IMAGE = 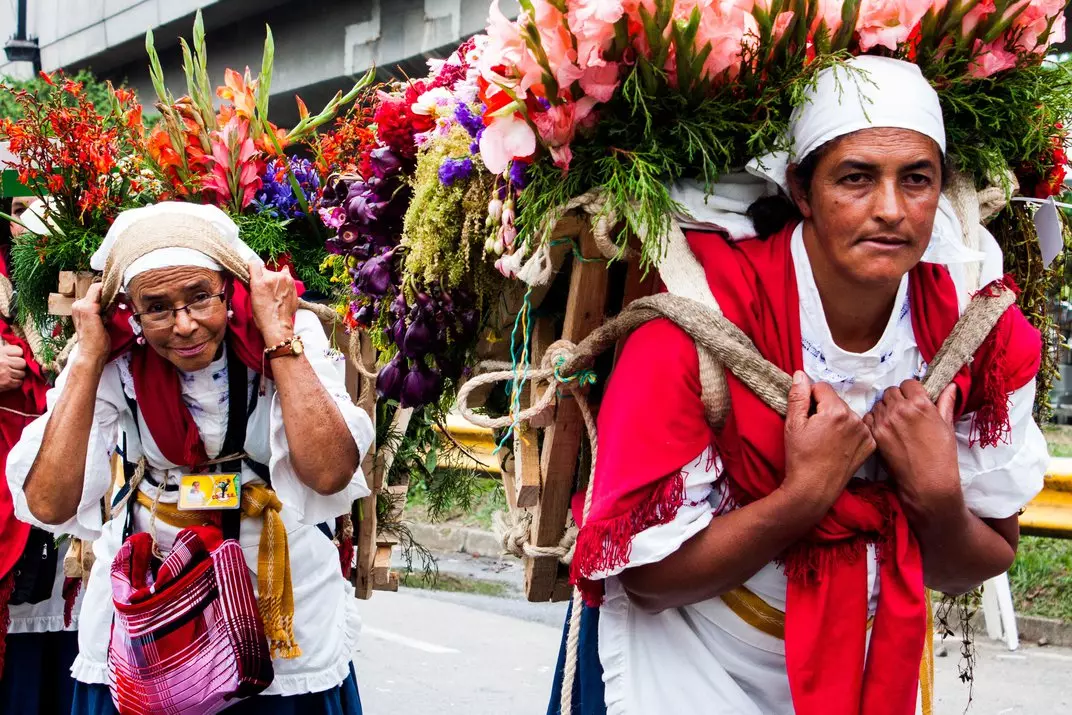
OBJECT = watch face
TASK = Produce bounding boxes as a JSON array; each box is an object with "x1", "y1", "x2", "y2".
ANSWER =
[{"x1": 292, "y1": 337, "x2": 304, "y2": 356}]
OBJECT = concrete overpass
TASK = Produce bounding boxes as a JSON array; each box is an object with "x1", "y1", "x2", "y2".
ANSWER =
[{"x1": 0, "y1": 0, "x2": 507, "y2": 126}]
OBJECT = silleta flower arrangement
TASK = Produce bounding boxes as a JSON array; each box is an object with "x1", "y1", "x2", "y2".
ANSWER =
[
  {"x1": 325, "y1": 0, "x2": 1072, "y2": 418},
  {"x1": 318, "y1": 39, "x2": 508, "y2": 410},
  {"x1": 0, "y1": 10, "x2": 373, "y2": 339}
]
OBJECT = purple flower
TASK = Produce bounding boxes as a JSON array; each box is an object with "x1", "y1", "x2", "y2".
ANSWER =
[
  {"x1": 454, "y1": 103, "x2": 485, "y2": 138},
  {"x1": 370, "y1": 147, "x2": 403, "y2": 179},
  {"x1": 254, "y1": 156, "x2": 320, "y2": 220},
  {"x1": 438, "y1": 156, "x2": 474, "y2": 186},
  {"x1": 509, "y1": 160, "x2": 529, "y2": 189},
  {"x1": 376, "y1": 355, "x2": 407, "y2": 402}
]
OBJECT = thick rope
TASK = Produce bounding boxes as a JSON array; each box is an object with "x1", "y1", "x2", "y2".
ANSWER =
[{"x1": 516, "y1": 189, "x2": 633, "y2": 286}]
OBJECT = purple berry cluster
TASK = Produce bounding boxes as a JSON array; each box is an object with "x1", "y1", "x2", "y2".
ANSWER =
[{"x1": 321, "y1": 146, "x2": 480, "y2": 408}]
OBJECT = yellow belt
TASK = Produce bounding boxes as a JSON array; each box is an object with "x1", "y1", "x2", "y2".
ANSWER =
[
  {"x1": 135, "y1": 482, "x2": 301, "y2": 660},
  {"x1": 720, "y1": 586, "x2": 933, "y2": 713}
]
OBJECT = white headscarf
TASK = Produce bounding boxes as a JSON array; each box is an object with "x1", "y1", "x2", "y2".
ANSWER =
[
  {"x1": 673, "y1": 55, "x2": 985, "y2": 266},
  {"x1": 90, "y1": 202, "x2": 259, "y2": 289}
]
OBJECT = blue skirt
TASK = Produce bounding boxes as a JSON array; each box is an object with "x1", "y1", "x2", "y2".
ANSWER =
[
  {"x1": 546, "y1": 601, "x2": 606, "y2": 715},
  {"x1": 0, "y1": 630, "x2": 80, "y2": 714},
  {"x1": 71, "y1": 665, "x2": 363, "y2": 715}
]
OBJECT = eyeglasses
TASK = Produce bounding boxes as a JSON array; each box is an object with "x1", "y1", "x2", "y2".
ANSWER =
[{"x1": 133, "y1": 292, "x2": 227, "y2": 330}]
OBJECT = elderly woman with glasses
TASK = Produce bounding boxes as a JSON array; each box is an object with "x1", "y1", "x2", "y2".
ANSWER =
[{"x1": 7, "y1": 202, "x2": 373, "y2": 714}]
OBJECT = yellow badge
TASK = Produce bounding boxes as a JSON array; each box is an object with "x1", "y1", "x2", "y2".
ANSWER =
[{"x1": 178, "y1": 473, "x2": 241, "y2": 511}]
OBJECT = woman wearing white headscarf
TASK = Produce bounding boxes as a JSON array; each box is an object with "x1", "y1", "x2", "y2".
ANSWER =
[
  {"x1": 549, "y1": 56, "x2": 1048, "y2": 715},
  {"x1": 7, "y1": 202, "x2": 373, "y2": 713}
]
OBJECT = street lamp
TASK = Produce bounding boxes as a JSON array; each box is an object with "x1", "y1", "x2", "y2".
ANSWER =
[{"x1": 4, "y1": 0, "x2": 40, "y2": 74}]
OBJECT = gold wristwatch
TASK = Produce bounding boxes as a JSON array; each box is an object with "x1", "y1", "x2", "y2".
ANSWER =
[{"x1": 265, "y1": 335, "x2": 305, "y2": 360}]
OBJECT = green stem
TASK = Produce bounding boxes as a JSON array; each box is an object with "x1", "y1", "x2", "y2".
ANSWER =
[{"x1": 260, "y1": 115, "x2": 321, "y2": 237}]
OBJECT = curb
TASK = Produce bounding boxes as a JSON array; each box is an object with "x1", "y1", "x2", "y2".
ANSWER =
[
  {"x1": 1010, "y1": 615, "x2": 1072, "y2": 648},
  {"x1": 408, "y1": 521, "x2": 502, "y2": 558}
]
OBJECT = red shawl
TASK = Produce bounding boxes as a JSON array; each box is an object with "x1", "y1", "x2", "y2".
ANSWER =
[
  {"x1": 105, "y1": 279, "x2": 290, "y2": 469},
  {"x1": 573, "y1": 223, "x2": 1042, "y2": 715}
]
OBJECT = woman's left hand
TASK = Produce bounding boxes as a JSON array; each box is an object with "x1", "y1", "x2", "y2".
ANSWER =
[
  {"x1": 248, "y1": 261, "x2": 298, "y2": 345},
  {"x1": 864, "y1": 380, "x2": 961, "y2": 511}
]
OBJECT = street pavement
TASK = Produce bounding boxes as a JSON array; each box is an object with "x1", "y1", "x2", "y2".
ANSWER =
[{"x1": 354, "y1": 562, "x2": 1072, "y2": 715}]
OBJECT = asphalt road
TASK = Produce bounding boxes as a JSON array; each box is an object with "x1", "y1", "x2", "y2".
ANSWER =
[{"x1": 353, "y1": 585, "x2": 1072, "y2": 715}]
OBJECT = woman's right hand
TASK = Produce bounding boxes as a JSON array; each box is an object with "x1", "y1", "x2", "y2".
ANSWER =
[
  {"x1": 71, "y1": 283, "x2": 110, "y2": 365},
  {"x1": 779, "y1": 371, "x2": 875, "y2": 521}
]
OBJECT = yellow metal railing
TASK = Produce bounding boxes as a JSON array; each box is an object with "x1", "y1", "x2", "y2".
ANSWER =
[
  {"x1": 436, "y1": 414, "x2": 501, "y2": 474},
  {"x1": 1021, "y1": 459, "x2": 1072, "y2": 539},
  {"x1": 441, "y1": 420, "x2": 1072, "y2": 539}
]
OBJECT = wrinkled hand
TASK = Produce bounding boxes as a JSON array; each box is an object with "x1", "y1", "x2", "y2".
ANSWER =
[
  {"x1": 781, "y1": 371, "x2": 876, "y2": 518},
  {"x1": 0, "y1": 341, "x2": 26, "y2": 391},
  {"x1": 248, "y1": 261, "x2": 298, "y2": 345},
  {"x1": 71, "y1": 283, "x2": 110, "y2": 365},
  {"x1": 864, "y1": 380, "x2": 960, "y2": 509}
]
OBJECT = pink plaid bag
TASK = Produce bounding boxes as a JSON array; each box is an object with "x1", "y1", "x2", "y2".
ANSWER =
[{"x1": 108, "y1": 526, "x2": 274, "y2": 715}]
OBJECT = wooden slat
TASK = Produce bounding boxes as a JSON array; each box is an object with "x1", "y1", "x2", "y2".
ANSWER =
[
  {"x1": 528, "y1": 317, "x2": 556, "y2": 429},
  {"x1": 372, "y1": 544, "x2": 394, "y2": 588},
  {"x1": 57, "y1": 271, "x2": 75, "y2": 296},
  {"x1": 354, "y1": 330, "x2": 380, "y2": 600},
  {"x1": 526, "y1": 225, "x2": 609, "y2": 601},
  {"x1": 74, "y1": 272, "x2": 95, "y2": 299},
  {"x1": 514, "y1": 423, "x2": 540, "y2": 508},
  {"x1": 47, "y1": 293, "x2": 74, "y2": 316}
]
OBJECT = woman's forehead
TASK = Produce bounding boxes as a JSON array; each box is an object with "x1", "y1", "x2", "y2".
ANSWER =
[
  {"x1": 821, "y1": 127, "x2": 943, "y2": 164},
  {"x1": 128, "y1": 266, "x2": 223, "y2": 298}
]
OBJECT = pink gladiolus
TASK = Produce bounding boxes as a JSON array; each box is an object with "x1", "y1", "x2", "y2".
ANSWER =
[
  {"x1": 962, "y1": 0, "x2": 996, "y2": 36},
  {"x1": 532, "y1": 97, "x2": 598, "y2": 171},
  {"x1": 1011, "y1": 0, "x2": 1067, "y2": 53},
  {"x1": 568, "y1": 0, "x2": 627, "y2": 59},
  {"x1": 480, "y1": 113, "x2": 537, "y2": 175},
  {"x1": 968, "y1": 39, "x2": 1019, "y2": 78},
  {"x1": 481, "y1": 1, "x2": 544, "y2": 94},
  {"x1": 856, "y1": 0, "x2": 932, "y2": 52},
  {"x1": 772, "y1": 10, "x2": 795, "y2": 42},
  {"x1": 204, "y1": 117, "x2": 263, "y2": 211},
  {"x1": 579, "y1": 60, "x2": 621, "y2": 102},
  {"x1": 692, "y1": 0, "x2": 758, "y2": 80},
  {"x1": 811, "y1": 0, "x2": 845, "y2": 36}
]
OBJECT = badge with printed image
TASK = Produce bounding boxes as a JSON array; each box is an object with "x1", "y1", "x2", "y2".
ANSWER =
[{"x1": 178, "y1": 473, "x2": 241, "y2": 510}]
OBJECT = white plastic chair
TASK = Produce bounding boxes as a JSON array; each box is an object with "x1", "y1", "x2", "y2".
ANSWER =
[{"x1": 981, "y1": 572, "x2": 1019, "y2": 651}]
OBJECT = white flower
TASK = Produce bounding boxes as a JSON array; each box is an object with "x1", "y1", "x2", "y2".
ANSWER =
[{"x1": 411, "y1": 87, "x2": 455, "y2": 117}]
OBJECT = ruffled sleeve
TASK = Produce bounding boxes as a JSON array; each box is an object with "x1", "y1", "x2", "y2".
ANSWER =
[
  {"x1": 6, "y1": 344, "x2": 126, "y2": 541},
  {"x1": 266, "y1": 309, "x2": 374, "y2": 526},
  {"x1": 573, "y1": 318, "x2": 714, "y2": 603},
  {"x1": 957, "y1": 380, "x2": 1048, "y2": 519},
  {"x1": 589, "y1": 447, "x2": 725, "y2": 579}
]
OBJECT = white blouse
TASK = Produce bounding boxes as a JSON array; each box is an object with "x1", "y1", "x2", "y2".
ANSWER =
[
  {"x1": 594, "y1": 226, "x2": 1050, "y2": 715},
  {"x1": 6, "y1": 309, "x2": 375, "y2": 696}
]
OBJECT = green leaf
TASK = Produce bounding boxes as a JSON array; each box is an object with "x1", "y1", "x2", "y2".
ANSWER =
[{"x1": 256, "y1": 25, "x2": 275, "y2": 128}]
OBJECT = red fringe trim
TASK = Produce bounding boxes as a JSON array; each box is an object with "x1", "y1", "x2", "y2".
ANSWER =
[
  {"x1": 0, "y1": 572, "x2": 13, "y2": 677},
  {"x1": 962, "y1": 274, "x2": 1020, "y2": 448},
  {"x1": 571, "y1": 472, "x2": 687, "y2": 607},
  {"x1": 971, "y1": 309, "x2": 1012, "y2": 448},
  {"x1": 62, "y1": 577, "x2": 81, "y2": 629}
]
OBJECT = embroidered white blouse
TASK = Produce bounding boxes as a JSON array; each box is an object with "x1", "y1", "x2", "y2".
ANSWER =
[
  {"x1": 593, "y1": 226, "x2": 1050, "y2": 715},
  {"x1": 6, "y1": 309, "x2": 375, "y2": 696}
]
